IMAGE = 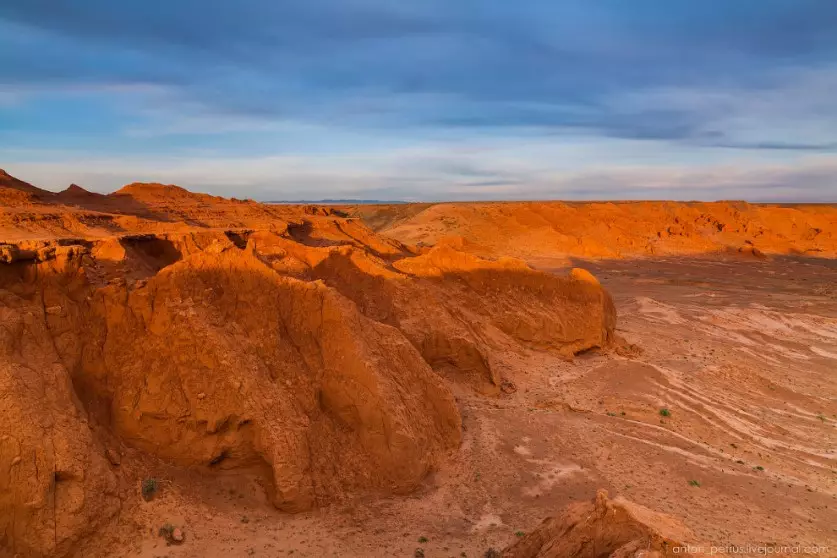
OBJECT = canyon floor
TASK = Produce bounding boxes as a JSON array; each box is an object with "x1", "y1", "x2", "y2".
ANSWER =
[
  {"x1": 1, "y1": 171, "x2": 836, "y2": 557},
  {"x1": 81, "y1": 255, "x2": 837, "y2": 558}
]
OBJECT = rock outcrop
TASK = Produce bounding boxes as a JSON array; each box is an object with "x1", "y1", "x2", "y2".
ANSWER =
[
  {"x1": 504, "y1": 490, "x2": 698, "y2": 558},
  {"x1": 0, "y1": 287, "x2": 120, "y2": 557},
  {"x1": 0, "y1": 173, "x2": 618, "y2": 557}
]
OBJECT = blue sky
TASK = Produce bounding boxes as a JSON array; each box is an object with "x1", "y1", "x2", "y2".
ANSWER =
[{"x1": 1, "y1": 1, "x2": 836, "y2": 201}]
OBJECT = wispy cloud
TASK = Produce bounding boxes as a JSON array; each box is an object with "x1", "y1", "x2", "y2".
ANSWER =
[
  {"x1": 603, "y1": 64, "x2": 837, "y2": 150},
  {"x1": 1, "y1": 1, "x2": 836, "y2": 200},
  {"x1": 4, "y1": 140, "x2": 835, "y2": 202}
]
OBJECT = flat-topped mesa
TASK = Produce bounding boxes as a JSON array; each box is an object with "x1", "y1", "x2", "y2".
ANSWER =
[
  {"x1": 2, "y1": 170, "x2": 835, "y2": 256},
  {"x1": 351, "y1": 200, "x2": 837, "y2": 259},
  {"x1": 113, "y1": 182, "x2": 200, "y2": 199},
  {"x1": 110, "y1": 182, "x2": 257, "y2": 213}
]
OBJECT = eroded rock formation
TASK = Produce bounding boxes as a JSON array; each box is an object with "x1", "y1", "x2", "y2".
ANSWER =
[
  {"x1": 504, "y1": 489, "x2": 697, "y2": 558},
  {"x1": 0, "y1": 171, "x2": 618, "y2": 556}
]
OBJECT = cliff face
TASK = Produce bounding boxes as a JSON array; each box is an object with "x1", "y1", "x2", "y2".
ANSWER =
[
  {"x1": 350, "y1": 200, "x2": 837, "y2": 261},
  {"x1": 0, "y1": 272, "x2": 120, "y2": 557},
  {"x1": 0, "y1": 171, "x2": 617, "y2": 557}
]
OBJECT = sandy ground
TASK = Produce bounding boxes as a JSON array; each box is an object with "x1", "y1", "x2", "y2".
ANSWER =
[{"x1": 75, "y1": 255, "x2": 837, "y2": 558}]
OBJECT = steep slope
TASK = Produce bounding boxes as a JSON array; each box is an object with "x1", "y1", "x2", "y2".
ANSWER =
[
  {"x1": 240, "y1": 219, "x2": 615, "y2": 392},
  {"x1": 0, "y1": 169, "x2": 56, "y2": 207},
  {"x1": 0, "y1": 273, "x2": 120, "y2": 556},
  {"x1": 0, "y1": 236, "x2": 463, "y2": 556},
  {"x1": 0, "y1": 169, "x2": 55, "y2": 198}
]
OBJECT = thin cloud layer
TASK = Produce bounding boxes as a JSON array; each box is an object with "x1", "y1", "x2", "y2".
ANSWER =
[{"x1": 1, "y1": 1, "x2": 836, "y2": 200}]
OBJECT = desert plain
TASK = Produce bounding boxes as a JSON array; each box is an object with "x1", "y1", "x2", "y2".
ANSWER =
[{"x1": 1, "y1": 168, "x2": 836, "y2": 557}]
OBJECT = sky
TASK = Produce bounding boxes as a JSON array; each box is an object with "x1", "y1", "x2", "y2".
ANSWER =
[{"x1": 1, "y1": 1, "x2": 836, "y2": 201}]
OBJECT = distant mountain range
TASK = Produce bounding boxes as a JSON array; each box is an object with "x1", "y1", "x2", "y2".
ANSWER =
[{"x1": 265, "y1": 199, "x2": 408, "y2": 205}]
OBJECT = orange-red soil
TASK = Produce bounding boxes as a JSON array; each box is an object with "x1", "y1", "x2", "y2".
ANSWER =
[
  {"x1": 349, "y1": 200, "x2": 837, "y2": 265},
  {"x1": 1, "y1": 170, "x2": 835, "y2": 558}
]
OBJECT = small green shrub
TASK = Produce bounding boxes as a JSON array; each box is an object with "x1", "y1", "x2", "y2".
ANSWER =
[
  {"x1": 515, "y1": 530, "x2": 525, "y2": 537},
  {"x1": 688, "y1": 480, "x2": 701, "y2": 487},
  {"x1": 158, "y1": 523, "x2": 174, "y2": 537},
  {"x1": 141, "y1": 478, "x2": 158, "y2": 501},
  {"x1": 659, "y1": 408, "x2": 671, "y2": 417}
]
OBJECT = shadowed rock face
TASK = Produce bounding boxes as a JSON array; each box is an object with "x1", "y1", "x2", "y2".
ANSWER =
[
  {"x1": 0, "y1": 290, "x2": 120, "y2": 557},
  {"x1": 0, "y1": 174, "x2": 617, "y2": 557}
]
